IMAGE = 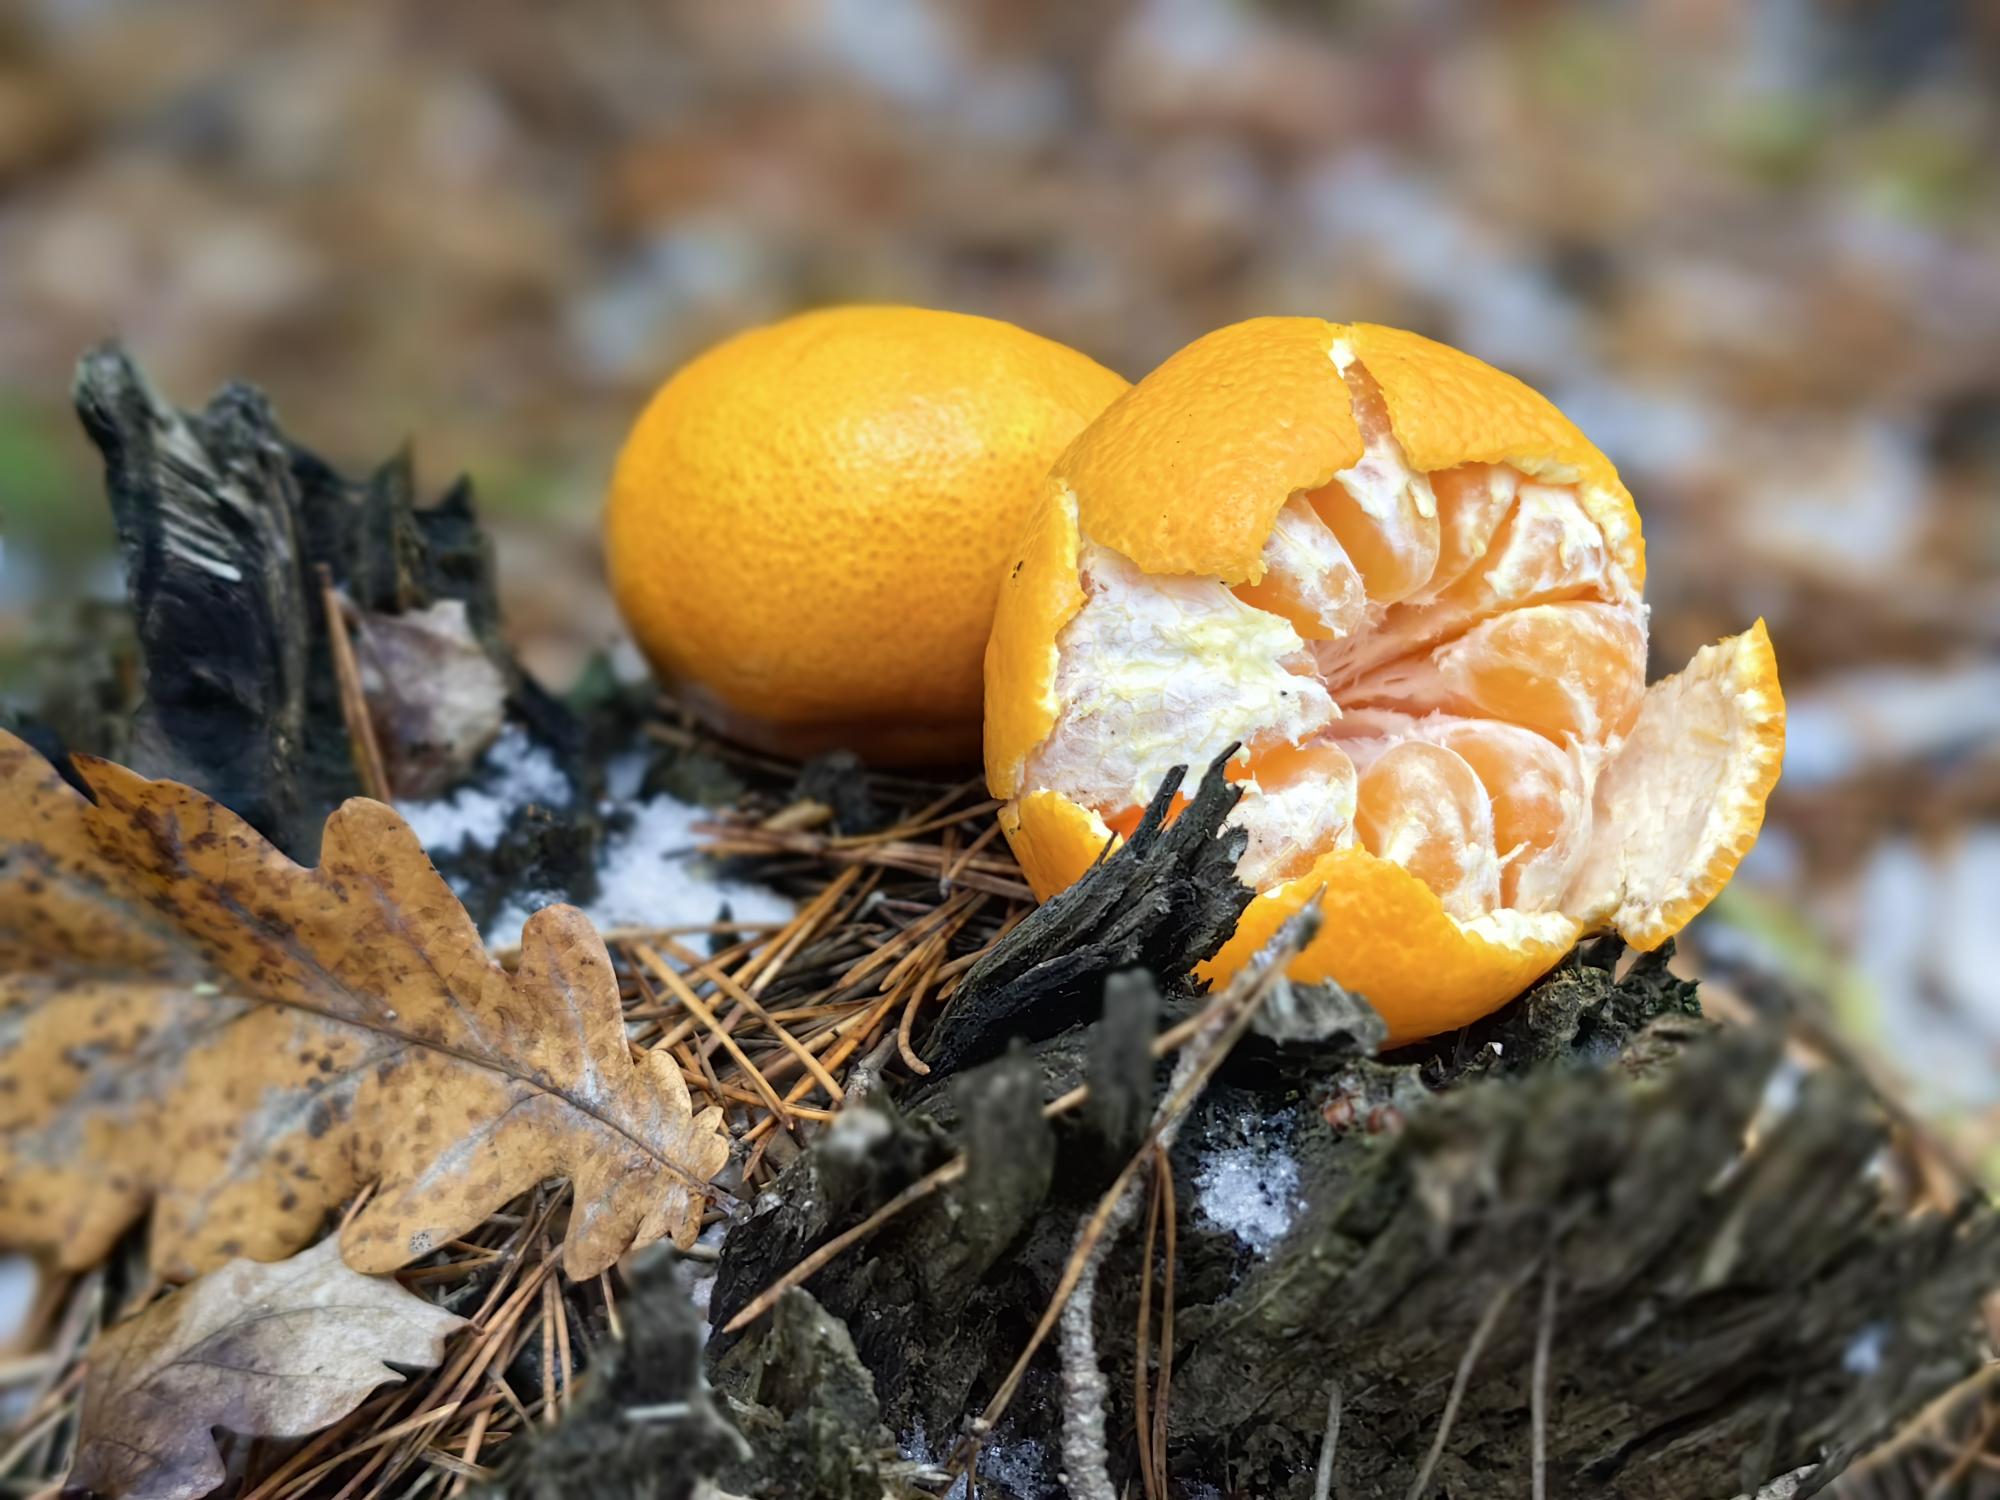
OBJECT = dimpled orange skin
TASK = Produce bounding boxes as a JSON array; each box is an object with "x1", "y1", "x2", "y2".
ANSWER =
[
  {"x1": 607, "y1": 305, "x2": 1128, "y2": 765},
  {"x1": 985, "y1": 317, "x2": 1654, "y2": 1043}
]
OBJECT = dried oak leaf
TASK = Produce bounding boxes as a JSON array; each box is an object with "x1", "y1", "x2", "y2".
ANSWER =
[
  {"x1": 69, "y1": 1235, "x2": 465, "y2": 1500},
  {"x1": 0, "y1": 729, "x2": 729, "y2": 1280}
]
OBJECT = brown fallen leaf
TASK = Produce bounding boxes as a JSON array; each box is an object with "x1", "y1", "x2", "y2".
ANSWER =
[
  {"x1": 68, "y1": 1235, "x2": 465, "y2": 1500},
  {"x1": 0, "y1": 729, "x2": 730, "y2": 1280}
]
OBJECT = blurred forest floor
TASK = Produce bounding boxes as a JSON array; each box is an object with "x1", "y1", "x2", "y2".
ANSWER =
[{"x1": 0, "y1": 0, "x2": 1994, "y2": 1157}]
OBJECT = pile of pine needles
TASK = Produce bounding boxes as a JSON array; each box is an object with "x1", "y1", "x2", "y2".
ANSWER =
[{"x1": 0, "y1": 711, "x2": 1035, "y2": 1500}]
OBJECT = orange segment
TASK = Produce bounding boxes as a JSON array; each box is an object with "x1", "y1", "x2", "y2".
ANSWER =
[
  {"x1": 1431, "y1": 600, "x2": 1647, "y2": 743},
  {"x1": 1321, "y1": 475, "x2": 1624, "y2": 690},
  {"x1": 1347, "y1": 322, "x2": 1644, "y2": 588},
  {"x1": 1232, "y1": 497, "x2": 1368, "y2": 641},
  {"x1": 1231, "y1": 738, "x2": 1359, "y2": 887},
  {"x1": 1353, "y1": 741, "x2": 1499, "y2": 918},
  {"x1": 1304, "y1": 362, "x2": 1440, "y2": 605},
  {"x1": 1428, "y1": 480, "x2": 1619, "y2": 615},
  {"x1": 1422, "y1": 462, "x2": 1523, "y2": 599},
  {"x1": 1245, "y1": 736, "x2": 1356, "y2": 791},
  {"x1": 1427, "y1": 719, "x2": 1590, "y2": 910}
]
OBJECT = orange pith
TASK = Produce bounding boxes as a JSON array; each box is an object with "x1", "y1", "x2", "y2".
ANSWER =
[
  {"x1": 985, "y1": 317, "x2": 1783, "y2": 1042},
  {"x1": 607, "y1": 305, "x2": 1127, "y2": 765}
]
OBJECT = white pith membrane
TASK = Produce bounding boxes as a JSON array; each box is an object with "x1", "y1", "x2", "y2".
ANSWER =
[{"x1": 1023, "y1": 350, "x2": 1776, "y2": 943}]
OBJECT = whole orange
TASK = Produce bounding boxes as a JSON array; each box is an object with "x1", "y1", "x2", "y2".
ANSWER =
[
  {"x1": 606, "y1": 305, "x2": 1128, "y2": 764},
  {"x1": 985, "y1": 318, "x2": 1784, "y2": 1042}
]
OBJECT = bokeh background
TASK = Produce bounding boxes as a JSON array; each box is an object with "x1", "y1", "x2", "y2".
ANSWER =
[{"x1": 0, "y1": 0, "x2": 1994, "y2": 1157}]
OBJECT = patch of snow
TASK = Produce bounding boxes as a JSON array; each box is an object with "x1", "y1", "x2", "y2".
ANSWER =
[
  {"x1": 682, "y1": 1218, "x2": 730, "y2": 1327},
  {"x1": 899, "y1": 1416, "x2": 940, "y2": 1466},
  {"x1": 584, "y1": 795, "x2": 795, "y2": 935},
  {"x1": 1842, "y1": 1320, "x2": 1889, "y2": 1376},
  {"x1": 978, "y1": 1434, "x2": 1058, "y2": 1498},
  {"x1": 396, "y1": 725, "x2": 572, "y2": 854},
  {"x1": 1194, "y1": 1122, "x2": 1302, "y2": 1254},
  {"x1": 482, "y1": 791, "x2": 795, "y2": 949},
  {"x1": 603, "y1": 748, "x2": 651, "y2": 804},
  {"x1": 899, "y1": 1421, "x2": 1059, "y2": 1498}
]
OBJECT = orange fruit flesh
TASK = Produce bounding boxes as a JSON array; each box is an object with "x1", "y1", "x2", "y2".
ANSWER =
[{"x1": 1019, "y1": 350, "x2": 1649, "y2": 927}]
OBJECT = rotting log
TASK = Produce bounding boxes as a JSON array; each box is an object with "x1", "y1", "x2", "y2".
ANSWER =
[
  {"x1": 693, "y1": 757, "x2": 1998, "y2": 1500},
  {"x1": 53, "y1": 348, "x2": 597, "y2": 919}
]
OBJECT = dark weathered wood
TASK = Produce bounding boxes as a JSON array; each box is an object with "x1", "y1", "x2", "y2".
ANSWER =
[
  {"x1": 923, "y1": 750, "x2": 1252, "y2": 1075},
  {"x1": 705, "y1": 945, "x2": 1998, "y2": 1499},
  {"x1": 67, "y1": 344, "x2": 584, "y2": 884},
  {"x1": 495, "y1": 1249, "x2": 747, "y2": 1500},
  {"x1": 73, "y1": 347, "x2": 318, "y2": 854}
]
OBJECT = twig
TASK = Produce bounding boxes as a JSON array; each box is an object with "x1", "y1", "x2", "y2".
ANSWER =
[
  {"x1": 552, "y1": 1278, "x2": 573, "y2": 1418},
  {"x1": 1846, "y1": 1366, "x2": 2000, "y2": 1478},
  {"x1": 1531, "y1": 1263, "x2": 1558, "y2": 1500},
  {"x1": 939, "y1": 817, "x2": 1004, "y2": 890},
  {"x1": 1923, "y1": 1399, "x2": 2000, "y2": 1497},
  {"x1": 824, "y1": 779, "x2": 989, "y2": 849},
  {"x1": 598, "y1": 1270, "x2": 623, "y2": 1345},
  {"x1": 1404, "y1": 1255, "x2": 1541, "y2": 1500},
  {"x1": 1314, "y1": 1382, "x2": 1343, "y2": 1500},
  {"x1": 448, "y1": 1403, "x2": 493, "y2": 1498},
  {"x1": 720, "y1": 1155, "x2": 969, "y2": 1334},
  {"x1": 701, "y1": 823, "x2": 1033, "y2": 900},
  {"x1": 316, "y1": 565, "x2": 391, "y2": 802},
  {"x1": 1056, "y1": 983, "x2": 1256, "y2": 1500},
  {"x1": 1134, "y1": 1156, "x2": 1165, "y2": 1500},
  {"x1": 1152, "y1": 1149, "x2": 1178, "y2": 1490},
  {"x1": 970, "y1": 913, "x2": 1315, "y2": 1473},
  {"x1": 538, "y1": 1276, "x2": 558, "y2": 1428},
  {"x1": 737, "y1": 866, "x2": 868, "y2": 996}
]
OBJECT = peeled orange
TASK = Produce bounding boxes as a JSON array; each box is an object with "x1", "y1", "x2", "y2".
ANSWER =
[
  {"x1": 606, "y1": 306, "x2": 1128, "y2": 764},
  {"x1": 984, "y1": 318, "x2": 1784, "y2": 1043}
]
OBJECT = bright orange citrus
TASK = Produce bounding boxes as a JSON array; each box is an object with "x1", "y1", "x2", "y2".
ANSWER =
[
  {"x1": 607, "y1": 305, "x2": 1128, "y2": 764},
  {"x1": 985, "y1": 318, "x2": 1784, "y2": 1043}
]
